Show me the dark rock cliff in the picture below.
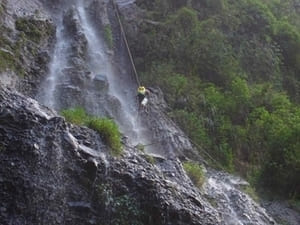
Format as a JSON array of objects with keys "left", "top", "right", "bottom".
[{"left": 0, "top": 87, "right": 220, "bottom": 225}]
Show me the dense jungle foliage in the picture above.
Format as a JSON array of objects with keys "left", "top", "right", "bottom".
[{"left": 131, "top": 0, "right": 300, "bottom": 199}]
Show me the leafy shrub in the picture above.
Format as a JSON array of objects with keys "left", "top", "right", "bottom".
[
  {"left": 183, "top": 162, "right": 205, "bottom": 188},
  {"left": 273, "top": 21, "right": 300, "bottom": 73},
  {"left": 61, "top": 108, "right": 122, "bottom": 155}
]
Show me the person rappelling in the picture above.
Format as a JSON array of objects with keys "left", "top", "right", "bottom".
[{"left": 137, "top": 86, "right": 150, "bottom": 111}]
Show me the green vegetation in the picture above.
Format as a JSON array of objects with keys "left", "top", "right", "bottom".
[
  {"left": 0, "top": 39, "right": 25, "bottom": 77},
  {"left": 61, "top": 107, "right": 122, "bottom": 155},
  {"left": 289, "top": 199, "right": 300, "bottom": 212},
  {"left": 131, "top": 0, "right": 300, "bottom": 199},
  {"left": 0, "top": 49, "right": 15, "bottom": 71},
  {"left": 61, "top": 107, "right": 88, "bottom": 125},
  {"left": 87, "top": 117, "right": 122, "bottom": 155},
  {"left": 0, "top": 17, "right": 54, "bottom": 76},
  {"left": 242, "top": 185, "right": 259, "bottom": 202},
  {"left": 111, "top": 195, "right": 144, "bottom": 225},
  {"left": 0, "top": 26, "right": 19, "bottom": 73},
  {"left": 183, "top": 162, "right": 205, "bottom": 188},
  {"left": 15, "top": 18, "right": 54, "bottom": 43},
  {"left": 144, "top": 155, "right": 155, "bottom": 164},
  {"left": 96, "top": 184, "right": 144, "bottom": 225},
  {"left": 0, "top": 2, "right": 5, "bottom": 16},
  {"left": 104, "top": 24, "right": 113, "bottom": 49}
]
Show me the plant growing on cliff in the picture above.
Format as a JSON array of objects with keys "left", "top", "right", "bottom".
[
  {"left": 183, "top": 162, "right": 205, "bottom": 188},
  {"left": 61, "top": 107, "right": 122, "bottom": 155},
  {"left": 61, "top": 107, "right": 88, "bottom": 125},
  {"left": 104, "top": 24, "right": 113, "bottom": 49},
  {"left": 0, "top": 2, "right": 5, "bottom": 16},
  {"left": 15, "top": 18, "right": 54, "bottom": 44},
  {"left": 87, "top": 117, "right": 122, "bottom": 156},
  {"left": 111, "top": 195, "right": 144, "bottom": 225}
]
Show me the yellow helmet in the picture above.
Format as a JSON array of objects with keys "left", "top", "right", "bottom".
[{"left": 138, "top": 86, "right": 146, "bottom": 92}]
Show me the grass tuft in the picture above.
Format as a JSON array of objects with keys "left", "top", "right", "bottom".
[
  {"left": 61, "top": 107, "right": 88, "bottom": 125},
  {"left": 242, "top": 185, "right": 260, "bottom": 202},
  {"left": 61, "top": 107, "right": 122, "bottom": 155},
  {"left": 183, "top": 161, "right": 205, "bottom": 188},
  {"left": 87, "top": 117, "right": 122, "bottom": 156}
]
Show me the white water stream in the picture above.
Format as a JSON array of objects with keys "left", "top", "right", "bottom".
[{"left": 37, "top": 19, "right": 67, "bottom": 109}]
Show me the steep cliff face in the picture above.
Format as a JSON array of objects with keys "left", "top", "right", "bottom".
[
  {"left": 0, "top": 0, "right": 55, "bottom": 97},
  {"left": 0, "top": 87, "right": 220, "bottom": 225}
]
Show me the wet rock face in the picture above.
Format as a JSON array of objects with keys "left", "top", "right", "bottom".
[
  {"left": 0, "top": 0, "right": 55, "bottom": 97},
  {"left": 139, "top": 87, "right": 203, "bottom": 161},
  {"left": 0, "top": 87, "right": 221, "bottom": 225}
]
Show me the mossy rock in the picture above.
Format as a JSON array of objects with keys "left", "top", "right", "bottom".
[
  {"left": 0, "top": 2, "right": 5, "bottom": 16},
  {"left": 15, "top": 18, "right": 54, "bottom": 44},
  {"left": 0, "top": 49, "right": 15, "bottom": 72}
]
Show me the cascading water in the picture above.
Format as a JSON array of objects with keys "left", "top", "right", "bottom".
[
  {"left": 37, "top": 19, "right": 67, "bottom": 110},
  {"left": 38, "top": 0, "right": 148, "bottom": 145},
  {"left": 203, "top": 171, "right": 276, "bottom": 225}
]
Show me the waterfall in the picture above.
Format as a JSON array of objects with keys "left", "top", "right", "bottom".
[
  {"left": 37, "top": 19, "right": 67, "bottom": 110},
  {"left": 38, "top": 0, "right": 148, "bottom": 145}
]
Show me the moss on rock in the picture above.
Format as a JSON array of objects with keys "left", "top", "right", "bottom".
[
  {"left": 15, "top": 18, "right": 54, "bottom": 44},
  {"left": 104, "top": 24, "right": 113, "bottom": 49}
]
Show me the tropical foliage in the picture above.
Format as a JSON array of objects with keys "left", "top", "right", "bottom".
[{"left": 131, "top": 0, "right": 300, "bottom": 199}]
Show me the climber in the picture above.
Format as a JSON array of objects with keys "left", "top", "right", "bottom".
[{"left": 137, "top": 86, "right": 150, "bottom": 111}]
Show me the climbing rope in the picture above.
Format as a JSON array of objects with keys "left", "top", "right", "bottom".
[
  {"left": 178, "top": 133, "right": 227, "bottom": 171},
  {"left": 112, "top": 0, "right": 141, "bottom": 87}
]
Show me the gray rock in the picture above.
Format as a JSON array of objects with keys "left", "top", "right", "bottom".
[{"left": 94, "top": 74, "right": 109, "bottom": 92}]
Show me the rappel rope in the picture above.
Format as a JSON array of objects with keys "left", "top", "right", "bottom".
[
  {"left": 112, "top": 0, "right": 141, "bottom": 87},
  {"left": 180, "top": 134, "right": 226, "bottom": 171}
]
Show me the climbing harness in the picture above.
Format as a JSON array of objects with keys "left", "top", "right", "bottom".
[{"left": 141, "top": 97, "right": 148, "bottom": 106}]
